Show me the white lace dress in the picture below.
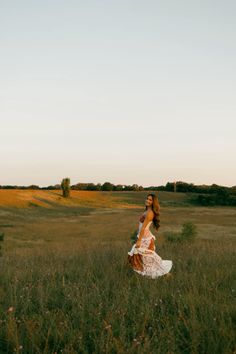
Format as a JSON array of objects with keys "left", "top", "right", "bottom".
[{"left": 127, "top": 219, "right": 172, "bottom": 279}]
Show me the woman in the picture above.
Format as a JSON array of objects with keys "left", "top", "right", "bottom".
[{"left": 127, "top": 193, "right": 172, "bottom": 279}]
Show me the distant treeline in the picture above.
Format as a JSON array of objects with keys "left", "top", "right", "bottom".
[
  {"left": 158, "top": 181, "right": 236, "bottom": 194},
  {"left": 0, "top": 182, "right": 144, "bottom": 191},
  {"left": 1, "top": 181, "right": 236, "bottom": 206},
  {"left": 0, "top": 181, "right": 236, "bottom": 193},
  {"left": 156, "top": 182, "right": 236, "bottom": 206}
]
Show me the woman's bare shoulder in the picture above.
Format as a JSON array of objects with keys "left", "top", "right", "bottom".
[{"left": 146, "top": 209, "right": 154, "bottom": 219}]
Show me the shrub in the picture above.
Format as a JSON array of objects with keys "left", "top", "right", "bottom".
[
  {"left": 164, "top": 222, "right": 197, "bottom": 243},
  {"left": 181, "top": 222, "right": 197, "bottom": 241},
  {"left": 164, "top": 231, "right": 181, "bottom": 243}
]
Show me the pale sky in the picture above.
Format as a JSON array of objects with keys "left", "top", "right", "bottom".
[{"left": 1, "top": 0, "right": 236, "bottom": 187}]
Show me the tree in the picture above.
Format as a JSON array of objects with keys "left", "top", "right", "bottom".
[
  {"left": 165, "top": 182, "right": 174, "bottom": 191},
  {"left": 114, "top": 184, "right": 123, "bottom": 191},
  {"left": 61, "top": 178, "right": 71, "bottom": 198},
  {"left": 131, "top": 184, "right": 139, "bottom": 191},
  {"left": 86, "top": 183, "right": 95, "bottom": 191},
  {"left": 174, "top": 181, "right": 177, "bottom": 193},
  {"left": 71, "top": 183, "right": 87, "bottom": 190},
  {"left": 101, "top": 182, "right": 113, "bottom": 191},
  {"left": 26, "top": 185, "right": 40, "bottom": 190}
]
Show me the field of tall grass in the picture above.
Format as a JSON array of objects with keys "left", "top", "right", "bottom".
[{"left": 0, "top": 190, "right": 235, "bottom": 353}]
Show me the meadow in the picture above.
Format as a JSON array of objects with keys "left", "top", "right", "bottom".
[{"left": 0, "top": 190, "right": 235, "bottom": 354}]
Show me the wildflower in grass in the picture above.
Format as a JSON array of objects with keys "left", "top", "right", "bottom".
[
  {"left": 105, "top": 324, "right": 112, "bottom": 330},
  {"left": 133, "top": 338, "right": 141, "bottom": 345},
  {"left": 7, "top": 306, "right": 14, "bottom": 313},
  {"left": 14, "top": 346, "right": 23, "bottom": 352}
]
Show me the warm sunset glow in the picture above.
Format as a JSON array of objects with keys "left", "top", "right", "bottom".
[{"left": 1, "top": 1, "right": 235, "bottom": 187}]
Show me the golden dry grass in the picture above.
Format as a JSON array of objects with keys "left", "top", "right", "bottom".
[
  {"left": 0, "top": 189, "right": 194, "bottom": 209},
  {"left": 0, "top": 189, "right": 142, "bottom": 209}
]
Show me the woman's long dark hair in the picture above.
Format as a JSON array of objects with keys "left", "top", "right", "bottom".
[{"left": 145, "top": 193, "right": 160, "bottom": 231}]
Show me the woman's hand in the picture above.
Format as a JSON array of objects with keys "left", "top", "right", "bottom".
[{"left": 135, "top": 239, "right": 142, "bottom": 248}]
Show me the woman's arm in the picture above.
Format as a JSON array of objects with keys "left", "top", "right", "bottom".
[{"left": 135, "top": 210, "right": 153, "bottom": 248}]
